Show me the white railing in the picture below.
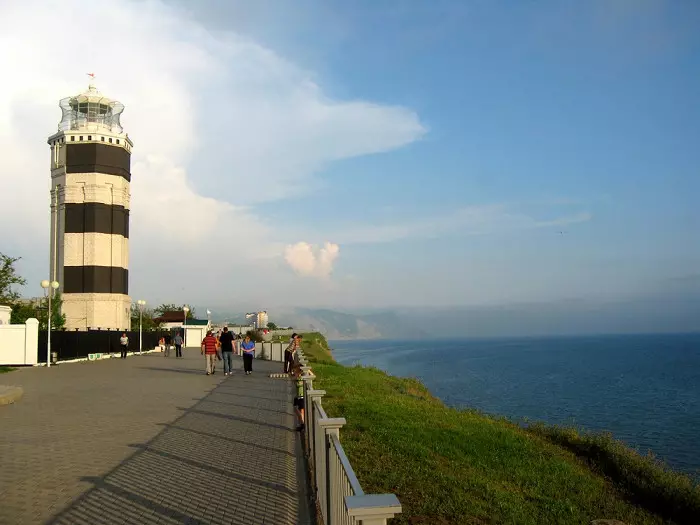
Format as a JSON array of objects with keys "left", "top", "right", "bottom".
[{"left": 298, "top": 352, "right": 402, "bottom": 525}]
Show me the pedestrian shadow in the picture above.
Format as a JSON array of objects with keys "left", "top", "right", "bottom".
[
  {"left": 137, "top": 366, "right": 207, "bottom": 376},
  {"left": 193, "top": 397, "right": 293, "bottom": 416},
  {"left": 44, "top": 374, "right": 313, "bottom": 525},
  {"left": 157, "top": 423, "right": 297, "bottom": 458},
  {"left": 213, "top": 390, "right": 288, "bottom": 403},
  {"left": 175, "top": 406, "right": 295, "bottom": 432}
]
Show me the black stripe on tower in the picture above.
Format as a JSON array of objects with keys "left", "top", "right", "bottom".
[
  {"left": 63, "top": 266, "right": 129, "bottom": 295},
  {"left": 65, "top": 143, "right": 131, "bottom": 181},
  {"left": 64, "top": 203, "right": 129, "bottom": 238}
]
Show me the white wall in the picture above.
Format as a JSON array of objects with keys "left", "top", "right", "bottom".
[
  {"left": 249, "top": 342, "right": 286, "bottom": 362},
  {"left": 228, "top": 325, "right": 255, "bottom": 335},
  {"left": 0, "top": 318, "right": 39, "bottom": 366},
  {"left": 0, "top": 305, "right": 11, "bottom": 325},
  {"left": 184, "top": 326, "right": 207, "bottom": 348}
]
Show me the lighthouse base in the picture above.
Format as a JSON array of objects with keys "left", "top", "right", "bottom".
[{"left": 62, "top": 293, "right": 132, "bottom": 331}]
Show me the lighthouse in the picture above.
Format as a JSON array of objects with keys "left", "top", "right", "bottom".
[{"left": 47, "top": 82, "right": 133, "bottom": 331}]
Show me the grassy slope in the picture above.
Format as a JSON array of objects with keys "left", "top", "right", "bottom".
[{"left": 301, "top": 333, "right": 700, "bottom": 525}]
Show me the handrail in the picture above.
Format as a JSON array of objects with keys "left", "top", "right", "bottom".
[
  {"left": 299, "top": 349, "right": 401, "bottom": 525},
  {"left": 330, "top": 433, "right": 364, "bottom": 495}
]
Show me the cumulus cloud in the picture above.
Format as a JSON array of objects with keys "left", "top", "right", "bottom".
[
  {"left": 0, "top": 0, "right": 423, "bottom": 303},
  {"left": 285, "top": 242, "right": 340, "bottom": 278}
]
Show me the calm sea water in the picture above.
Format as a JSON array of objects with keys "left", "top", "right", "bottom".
[{"left": 329, "top": 333, "right": 700, "bottom": 477}]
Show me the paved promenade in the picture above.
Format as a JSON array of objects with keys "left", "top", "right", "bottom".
[{"left": 0, "top": 350, "right": 313, "bottom": 525}]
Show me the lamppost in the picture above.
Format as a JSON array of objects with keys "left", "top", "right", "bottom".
[
  {"left": 206, "top": 309, "right": 211, "bottom": 330},
  {"left": 137, "top": 299, "right": 146, "bottom": 354},
  {"left": 183, "top": 306, "right": 190, "bottom": 348},
  {"left": 40, "top": 279, "right": 60, "bottom": 368}
]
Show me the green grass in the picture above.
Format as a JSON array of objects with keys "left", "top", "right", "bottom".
[
  {"left": 301, "top": 333, "right": 700, "bottom": 525},
  {"left": 0, "top": 366, "right": 16, "bottom": 374}
]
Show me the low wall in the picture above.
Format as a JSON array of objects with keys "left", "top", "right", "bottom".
[
  {"left": 270, "top": 329, "right": 312, "bottom": 337},
  {"left": 38, "top": 329, "right": 171, "bottom": 362},
  {"left": 226, "top": 326, "right": 255, "bottom": 335},
  {"left": 0, "top": 318, "right": 39, "bottom": 366},
  {"left": 229, "top": 342, "right": 287, "bottom": 363}
]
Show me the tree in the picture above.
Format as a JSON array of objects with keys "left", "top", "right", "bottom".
[
  {"left": 131, "top": 304, "right": 158, "bottom": 330},
  {"left": 0, "top": 253, "right": 26, "bottom": 304},
  {"left": 49, "top": 291, "right": 66, "bottom": 330},
  {"left": 10, "top": 301, "right": 37, "bottom": 325},
  {"left": 246, "top": 330, "right": 264, "bottom": 343},
  {"left": 154, "top": 303, "right": 195, "bottom": 319},
  {"left": 10, "top": 292, "right": 65, "bottom": 330},
  {"left": 266, "top": 322, "right": 278, "bottom": 330}
]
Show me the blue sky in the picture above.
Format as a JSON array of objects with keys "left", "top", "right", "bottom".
[
  {"left": 219, "top": 0, "right": 700, "bottom": 306},
  {"left": 1, "top": 0, "right": 698, "bottom": 315}
]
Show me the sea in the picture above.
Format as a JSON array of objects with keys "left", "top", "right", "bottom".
[{"left": 329, "top": 333, "right": 700, "bottom": 478}]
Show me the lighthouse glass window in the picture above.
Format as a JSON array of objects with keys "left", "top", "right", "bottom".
[{"left": 72, "top": 102, "right": 114, "bottom": 128}]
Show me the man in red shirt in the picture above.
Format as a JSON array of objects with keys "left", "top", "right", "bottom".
[{"left": 201, "top": 331, "right": 218, "bottom": 375}]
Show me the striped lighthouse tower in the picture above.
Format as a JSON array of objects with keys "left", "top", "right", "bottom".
[{"left": 47, "top": 80, "right": 133, "bottom": 331}]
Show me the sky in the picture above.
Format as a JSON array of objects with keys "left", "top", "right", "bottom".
[{"left": 0, "top": 0, "right": 698, "bottom": 319}]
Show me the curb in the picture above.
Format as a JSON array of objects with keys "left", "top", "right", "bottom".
[
  {"left": 0, "top": 385, "right": 24, "bottom": 406},
  {"left": 40, "top": 348, "right": 162, "bottom": 366}
]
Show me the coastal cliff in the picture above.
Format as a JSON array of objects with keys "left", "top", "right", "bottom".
[{"left": 300, "top": 333, "right": 700, "bottom": 525}]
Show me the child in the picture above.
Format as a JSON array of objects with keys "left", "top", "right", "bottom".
[{"left": 292, "top": 364, "right": 307, "bottom": 432}]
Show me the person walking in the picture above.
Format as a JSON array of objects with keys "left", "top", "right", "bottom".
[
  {"left": 284, "top": 333, "right": 298, "bottom": 374},
  {"left": 201, "top": 331, "right": 218, "bottom": 375},
  {"left": 219, "top": 327, "right": 235, "bottom": 376},
  {"left": 173, "top": 332, "right": 183, "bottom": 358},
  {"left": 294, "top": 334, "right": 303, "bottom": 366},
  {"left": 241, "top": 335, "right": 255, "bottom": 375},
  {"left": 119, "top": 332, "right": 129, "bottom": 359},
  {"left": 292, "top": 364, "right": 306, "bottom": 432}
]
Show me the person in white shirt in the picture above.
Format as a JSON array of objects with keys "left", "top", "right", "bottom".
[{"left": 119, "top": 333, "right": 129, "bottom": 359}]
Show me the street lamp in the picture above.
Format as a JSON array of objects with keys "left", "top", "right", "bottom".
[
  {"left": 40, "top": 279, "right": 60, "bottom": 367},
  {"left": 137, "top": 300, "right": 146, "bottom": 354},
  {"left": 206, "top": 309, "right": 211, "bottom": 330},
  {"left": 183, "top": 306, "right": 190, "bottom": 348}
]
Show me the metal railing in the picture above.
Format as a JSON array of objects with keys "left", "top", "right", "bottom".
[{"left": 298, "top": 351, "right": 402, "bottom": 525}]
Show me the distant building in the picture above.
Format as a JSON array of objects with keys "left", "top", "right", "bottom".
[
  {"left": 245, "top": 310, "right": 269, "bottom": 329},
  {"left": 15, "top": 297, "right": 44, "bottom": 308},
  {"left": 153, "top": 311, "right": 208, "bottom": 329},
  {"left": 153, "top": 311, "right": 210, "bottom": 348}
]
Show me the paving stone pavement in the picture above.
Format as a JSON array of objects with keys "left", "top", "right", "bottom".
[{"left": 0, "top": 349, "right": 313, "bottom": 525}]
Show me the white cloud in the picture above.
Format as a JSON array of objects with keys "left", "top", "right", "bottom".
[
  {"left": 285, "top": 242, "right": 340, "bottom": 278},
  {"left": 310, "top": 205, "right": 592, "bottom": 245},
  {"left": 0, "top": 0, "right": 424, "bottom": 303}
]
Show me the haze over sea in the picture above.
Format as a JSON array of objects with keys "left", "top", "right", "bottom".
[{"left": 330, "top": 333, "right": 700, "bottom": 478}]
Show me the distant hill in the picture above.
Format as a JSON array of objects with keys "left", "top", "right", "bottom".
[
  {"left": 274, "top": 308, "right": 428, "bottom": 340},
  {"left": 205, "top": 285, "right": 700, "bottom": 339}
]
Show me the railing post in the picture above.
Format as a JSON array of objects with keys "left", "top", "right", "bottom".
[
  {"left": 306, "top": 388, "right": 325, "bottom": 477},
  {"left": 302, "top": 370, "right": 315, "bottom": 396},
  {"left": 346, "top": 494, "right": 403, "bottom": 525},
  {"left": 319, "top": 417, "right": 346, "bottom": 525}
]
